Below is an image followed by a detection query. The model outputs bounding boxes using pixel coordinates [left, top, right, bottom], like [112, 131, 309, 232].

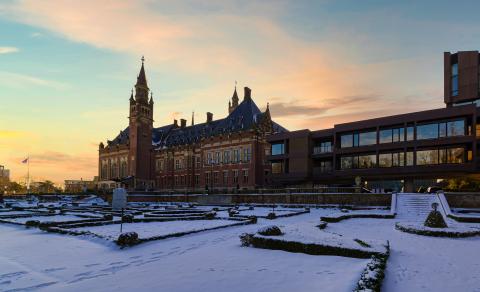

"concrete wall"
[126, 193, 392, 206]
[445, 192, 480, 208]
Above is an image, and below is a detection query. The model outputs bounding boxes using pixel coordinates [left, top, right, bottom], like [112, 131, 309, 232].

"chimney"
[180, 118, 187, 128]
[174, 119, 178, 127]
[206, 112, 213, 123]
[244, 87, 251, 100]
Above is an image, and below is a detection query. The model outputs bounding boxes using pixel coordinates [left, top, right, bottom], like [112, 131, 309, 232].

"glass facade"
[271, 161, 284, 174]
[271, 142, 285, 155]
[341, 134, 353, 148]
[379, 128, 404, 144]
[340, 131, 375, 148]
[417, 120, 465, 140]
[313, 141, 332, 154]
[452, 63, 458, 96]
[340, 154, 376, 169]
[407, 126, 414, 141]
[416, 147, 464, 165]
[359, 131, 376, 146]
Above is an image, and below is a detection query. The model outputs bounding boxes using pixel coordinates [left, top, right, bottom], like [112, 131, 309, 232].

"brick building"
[98, 58, 286, 191]
[267, 51, 480, 192]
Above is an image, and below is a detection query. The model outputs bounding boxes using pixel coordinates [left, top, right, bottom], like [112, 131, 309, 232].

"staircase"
[396, 194, 445, 221]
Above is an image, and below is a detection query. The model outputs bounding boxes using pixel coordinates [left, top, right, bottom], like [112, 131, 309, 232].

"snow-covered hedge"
[424, 210, 448, 228]
[257, 225, 282, 236]
[448, 214, 480, 223]
[116, 232, 139, 247]
[266, 212, 277, 220]
[354, 253, 389, 292]
[316, 221, 328, 230]
[396, 222, 480, 238]
[320, 213, 394, 223]
[245, 235, 388, 259]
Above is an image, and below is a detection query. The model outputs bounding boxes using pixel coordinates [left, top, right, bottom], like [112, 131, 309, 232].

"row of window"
[206, 147, 251, 165]
[340, 119, 465, 148]
[100, 160, 128, 180]
[339, 147, 466, 170]
[313, 141, 333, 154]
[159, 169, 250, 187]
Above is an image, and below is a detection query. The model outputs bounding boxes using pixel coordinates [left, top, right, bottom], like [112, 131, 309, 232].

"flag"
[22, 158, 29, 164]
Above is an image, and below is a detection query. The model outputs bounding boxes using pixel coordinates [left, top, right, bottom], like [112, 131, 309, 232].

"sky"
[1, 0, 480, 186]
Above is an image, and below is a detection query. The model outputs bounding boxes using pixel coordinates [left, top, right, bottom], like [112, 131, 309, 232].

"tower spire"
[134, 56, 149, 103]
[229, 81, 239, 114]
[191, 111, 195, 126]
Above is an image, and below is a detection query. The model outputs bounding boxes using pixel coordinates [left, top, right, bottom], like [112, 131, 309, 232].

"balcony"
[313, 146, 332, 155]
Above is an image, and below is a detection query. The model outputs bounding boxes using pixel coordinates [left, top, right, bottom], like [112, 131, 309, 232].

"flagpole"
[27, 155, 30, 194]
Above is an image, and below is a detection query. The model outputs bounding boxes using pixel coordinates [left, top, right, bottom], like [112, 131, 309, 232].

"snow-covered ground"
[70, 220, 246, 240]
[2, 215, 92, 224]
[0, 205, 479, 291]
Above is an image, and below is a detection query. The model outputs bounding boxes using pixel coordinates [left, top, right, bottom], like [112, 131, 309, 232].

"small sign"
[112, 188, 128, 210]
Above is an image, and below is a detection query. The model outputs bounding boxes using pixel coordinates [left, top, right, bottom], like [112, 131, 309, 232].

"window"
[195, 174, 200, 186]
[233, 149, 239, 163]
[379, 153, 392, 167]
[223, 171, 228, 184]
[243, 170, 249, 183]
[447, 148, 464, 163]
[213, 172, 219, 185]
[358, 154, 376, 168]
[359, 131, 376, 146]
[207, 153, 212, 165]
[233, 170, 239, 183]
[417, 123, 438, 140]
[271, 143, 285, 155]
[271, 161, 284, 174]
[416, 149, 439, 165]
[196, 156, 201, 168]
[406, 151, 414, 166]
[243, 147, 251, 162]
[223, 150, 230, 164]
[175, 159, 180, 170]
[406, 126, 414, 141]
[205, 172, 211, 185]
[379, 129, 393, 144]
[215, 152, 221, 164]
[340, 134, 353, 148]
[313, 141, 332, 154]
[452, 63, 458, 96]
[340, 156, 353, 170]
[447, 120, 465, 136]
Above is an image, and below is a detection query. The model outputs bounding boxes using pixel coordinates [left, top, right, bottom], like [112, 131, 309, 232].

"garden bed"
[320, 210, 394, 223]
[395, 222, 480, 238]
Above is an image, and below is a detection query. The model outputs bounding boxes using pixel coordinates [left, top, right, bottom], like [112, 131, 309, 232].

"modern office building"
[267, 51, 480, 192]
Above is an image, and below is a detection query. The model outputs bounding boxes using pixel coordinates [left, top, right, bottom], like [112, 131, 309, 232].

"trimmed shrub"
[266, 212, 276, 220]
[305, 207, 310, 212]
[239, 233, 254, 246]
[354, 238, 371, 248]
[257, 225, 282, 236]
[122, 214, 134, 223]
[317, 221, 328, 230]
[116, 232, 139, 246]
[248, 216, 258, 224]
[25, 220, 40, 227]
[340, 208, 349, 213]
[205, 211, 216, 219]
[48, 209, 56, 214]
[249, 206, 254, 210]
[424, 210, 448, 228]
[103, 214, 113, 220]
[228, 210, 239, 217]
[212, 207, 219, 212]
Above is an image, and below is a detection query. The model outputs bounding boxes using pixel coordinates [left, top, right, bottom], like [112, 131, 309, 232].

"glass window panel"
[439, 149, 447, 164]
[407, 126, 414, 141]
[271, 162, 284, 174]
[358, 154, 376, 168]
[447, 148, 464, 163]
[406, 151, 414, 166]
[416, 150, 439, 165]
[341, 134, 353, 148]
[271, 143, 284, 155]
[417, 124, 439, 140]
[447, 120, 465, 137]
[379, 153, 392, 167]
[399, 152, 405, 166]
[399, 128, 405, 142]
[439, 122, 447, 138]
[340, 156, 353, 170]
[359, 131, 377, 146]
[353, 134, 359, 147]
[379, 129, 392, 144]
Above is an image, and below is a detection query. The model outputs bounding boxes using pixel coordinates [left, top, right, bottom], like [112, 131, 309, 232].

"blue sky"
[1, 0, 479, 184]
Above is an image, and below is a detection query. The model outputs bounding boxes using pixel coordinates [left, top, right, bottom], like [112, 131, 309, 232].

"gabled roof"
[106, 95, 288, 149]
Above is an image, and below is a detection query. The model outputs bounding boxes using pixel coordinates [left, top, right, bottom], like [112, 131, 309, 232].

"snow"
[0, 203, 479, 291]
[70, 219, 246, 240]
[3, 215, 92, 224]
[0, 211, 367, 292]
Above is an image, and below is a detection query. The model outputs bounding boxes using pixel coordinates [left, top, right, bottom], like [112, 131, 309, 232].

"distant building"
[64, 179, 96, 193]
[267, 51, 480, 192]
[0, 165, 10, 181]
[98, 58, 286, 191]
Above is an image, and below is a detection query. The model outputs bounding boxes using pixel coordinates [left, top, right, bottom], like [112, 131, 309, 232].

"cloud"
[0, 71, 68, 90]
[0, 46, 19, 54]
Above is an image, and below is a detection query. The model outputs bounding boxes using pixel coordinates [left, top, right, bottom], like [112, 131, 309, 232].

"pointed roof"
[232, 86, 239, 102]
[136, 56, 148, 88]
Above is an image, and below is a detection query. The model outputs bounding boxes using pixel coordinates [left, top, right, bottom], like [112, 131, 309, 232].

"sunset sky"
[1, 0, 480, 185]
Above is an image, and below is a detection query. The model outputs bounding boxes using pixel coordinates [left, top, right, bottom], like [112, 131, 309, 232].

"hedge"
[320, 213, 395, 223]
[395, 222, 480, 238]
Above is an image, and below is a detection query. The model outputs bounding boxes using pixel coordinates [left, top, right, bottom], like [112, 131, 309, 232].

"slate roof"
[107, 97, 287, 149]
